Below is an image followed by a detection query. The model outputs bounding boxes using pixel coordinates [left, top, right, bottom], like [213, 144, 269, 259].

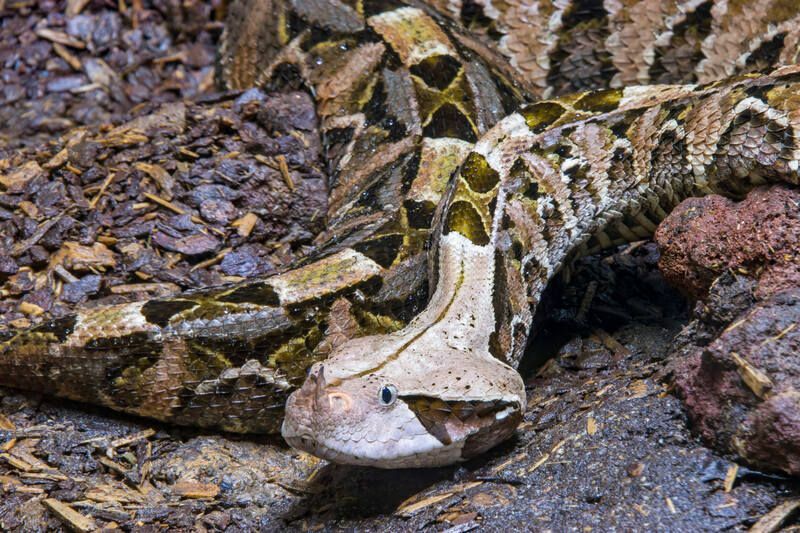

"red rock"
[664, 186, 800, 476]
[673, 290, 800, 475]
[655, 186, 800, 300]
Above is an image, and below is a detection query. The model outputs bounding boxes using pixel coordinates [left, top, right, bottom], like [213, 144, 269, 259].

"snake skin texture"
[2, 0, 800, 467]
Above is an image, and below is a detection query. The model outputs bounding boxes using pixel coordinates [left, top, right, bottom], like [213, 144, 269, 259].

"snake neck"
[439, 71, 800, 368]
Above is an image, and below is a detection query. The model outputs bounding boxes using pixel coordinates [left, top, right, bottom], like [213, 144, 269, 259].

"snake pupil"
[380, 385, 396, 405]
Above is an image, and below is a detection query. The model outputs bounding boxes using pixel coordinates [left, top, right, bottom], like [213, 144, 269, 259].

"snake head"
[281, 334, 526, 468]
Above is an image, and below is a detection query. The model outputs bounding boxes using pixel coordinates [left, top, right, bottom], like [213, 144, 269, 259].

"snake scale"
[2, 0, 800, 468]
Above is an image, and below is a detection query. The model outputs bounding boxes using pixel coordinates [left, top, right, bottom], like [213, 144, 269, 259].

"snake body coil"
[2, 0, 800, 467]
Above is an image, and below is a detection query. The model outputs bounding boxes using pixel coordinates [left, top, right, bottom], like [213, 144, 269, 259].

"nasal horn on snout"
[313, 365, 327, 409]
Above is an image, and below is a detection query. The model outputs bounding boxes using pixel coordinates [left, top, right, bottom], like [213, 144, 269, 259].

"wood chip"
[43, 499, 97, 533]
[395, 482, 482, 517]
[629, 380, 649, 399]
[21, 471, 69, 482]
[53, 43, 83, 71]
[178, 147, 200, 159]
[110, 282, 179, 295]
[724, 463, 738, 493]
[665, 496, 677, 514]
[90, 172, 116, 208]
[98, 456, 129, 476]
[276, 154, 295, 191]
[49, 241, 116, 272]
[66, 0, 92, 16]
[85, 483, 147, 504]
[10, 209, 70, 257]
[172, 481, 220, 499]
[190, 247, 232, 272]
[587, 414, 598, 436]
[142, 191, 184, 214]
[0, 160, 44, 192]
[730, 352, 773, 400]
[0, 452, 32, 471]
[595, 329, 631, 359]
[524, 452, 550, 474]
[107, 429, 156, 454]
[18, 301, 44, 317]
[750, 499, 800, 533]
[44, 148, 70, 169]
[53, 264, 80, 284]
[142, 192, 223, 235]
[134, 162, 175, 199]
[34, 28, 86, 49]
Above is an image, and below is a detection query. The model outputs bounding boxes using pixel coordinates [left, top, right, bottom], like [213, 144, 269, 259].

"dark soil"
[1, 1, 798, 531]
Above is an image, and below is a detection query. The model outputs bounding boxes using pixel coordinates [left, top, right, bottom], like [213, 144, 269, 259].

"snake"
[2, 0, 800, 468]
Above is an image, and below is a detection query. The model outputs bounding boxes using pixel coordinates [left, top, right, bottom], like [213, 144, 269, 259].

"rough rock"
[659, 187, 800, 476]
[655, 186, 800, 300]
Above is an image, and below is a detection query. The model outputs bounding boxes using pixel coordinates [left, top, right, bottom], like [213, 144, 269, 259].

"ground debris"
[0, 88, 325, 334]
[42, 498, 96, 533]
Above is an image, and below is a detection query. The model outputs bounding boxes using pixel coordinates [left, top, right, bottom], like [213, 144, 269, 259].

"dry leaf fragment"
[0, 161, 44, 193]
[49, 242, 117, 272]
[34, 28, 86, 49]
[232, 212, 259, 237]
[135, 162, 176, 199]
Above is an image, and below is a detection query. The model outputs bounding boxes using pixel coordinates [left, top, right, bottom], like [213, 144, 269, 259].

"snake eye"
[378, 385, 397, 406]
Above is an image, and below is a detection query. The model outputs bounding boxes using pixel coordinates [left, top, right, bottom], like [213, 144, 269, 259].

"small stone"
[220, 246, 268, 277]
[200, 199, 237, 225]
[152, 231, 220, 256]
[0, 255, 19, 278]
[61, 274, 102, 304]
[46, 75, 87, 93]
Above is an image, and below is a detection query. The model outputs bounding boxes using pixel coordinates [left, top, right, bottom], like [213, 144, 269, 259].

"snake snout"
[312, 365, 327, 409]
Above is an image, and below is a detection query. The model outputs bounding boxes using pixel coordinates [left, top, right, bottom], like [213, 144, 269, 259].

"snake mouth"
[283, 430, 465, 469]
